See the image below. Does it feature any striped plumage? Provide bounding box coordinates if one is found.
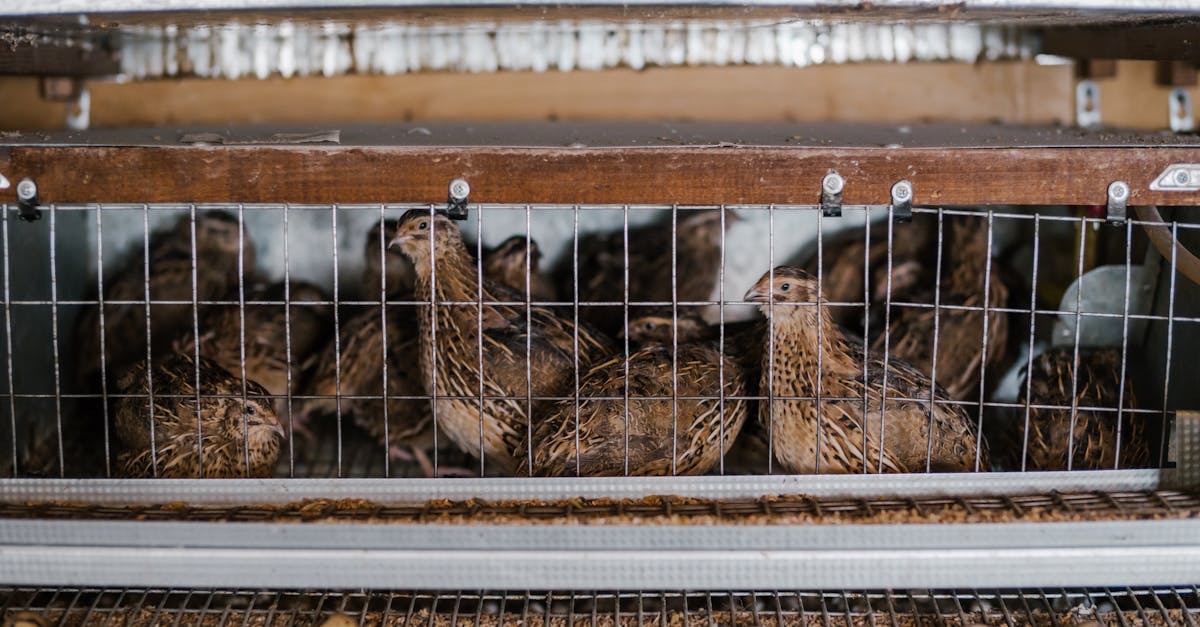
[523,315,748,477]
[361,218,415,300]
[1016,347,1150,470]
[390,210,614,474]
[746,266,988,474]
[114,353,283,478]
[484,235,558,302]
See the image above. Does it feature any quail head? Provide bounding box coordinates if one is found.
[113,353,284,478]
[361,218,416,300]
[745,266,988,474]
[484,234,558,302]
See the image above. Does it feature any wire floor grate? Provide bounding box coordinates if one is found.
[2,587,1199,626]
[1,490,1196,525]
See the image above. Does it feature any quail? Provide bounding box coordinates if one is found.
[75,211,256,388]
[523,314,748,477]
[113,353,283,478]
[872,217,1010,401]
[562,208,738,336]
[176,280,331,420]
[744,266,988,474]
[389,210,614,474]
[484,234,558,302]
[1015,347,1150,470]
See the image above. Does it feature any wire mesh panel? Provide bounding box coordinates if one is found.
[2,587,1199,626]
[0,202,1192,483]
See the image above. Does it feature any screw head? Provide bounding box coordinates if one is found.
[822,172,844,195]
[15,178,36,202]
[1108,181,1129,201]
[891,180,912,202]
[1175,169,1191,186]
[448,178,470,202]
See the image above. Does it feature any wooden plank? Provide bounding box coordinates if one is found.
[0,39,119,77]
[4,144,1200,206]
[1043,23,1200,63]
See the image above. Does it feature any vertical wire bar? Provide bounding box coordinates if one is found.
[524,204,533,475]
[187,206,203,475]
[378,205,390,477]
[1066,218,1088,471]
[93,205,112,477]
[1114,218,1133,468]
[670,205,678,475]
[236,204,250,476]
[974,211,996,472]
[622,204,631,476]
[815,206,826,474]
[1020,214,1042,472]
[716,206,726,474]
[427,203,439,475]
[141,204,157,477]
[878,204,896,473]
[572,205,581,476]
[331,204,343,476]
[925,209,945,472]
[282,203,295,477]
[476,206,486,476]
[766,204,775,474]
[47,204,64,475]
[860,208,871,474]
[1159,222,1179,467]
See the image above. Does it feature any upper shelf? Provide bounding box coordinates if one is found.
[3,121,1200,207]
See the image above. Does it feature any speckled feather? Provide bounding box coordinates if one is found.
[1016,347,1149,470]
[748,267,987,474]
[113,353,283,478]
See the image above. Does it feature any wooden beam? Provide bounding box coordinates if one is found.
[1043,23,1200,63]
[0,39,119,77]
[4,143,1200,206]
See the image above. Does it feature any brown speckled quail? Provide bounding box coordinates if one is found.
[563,208,738,336]
[484,235,557,302]
[114,353,284,478]
[872,217,1010,401]
[75,211,255,388]
[625,312,768,474]
[176,281,331,420]
[745,266,988,474]
[522,313,748,477]
[389,210,614,474]
[1016,347,1150,470]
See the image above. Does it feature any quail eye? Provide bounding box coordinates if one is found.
[643,322,656,331]
[245,404,256,416]
[418,220,429,230]
[780,282,791,292]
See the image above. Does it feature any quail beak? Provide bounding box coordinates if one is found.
[743,284,771,303]
[388,228,413,250]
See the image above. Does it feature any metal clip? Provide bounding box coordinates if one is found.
[446,178,470,220]
[15,178,41,222]
[1076,80,1102,128]
[890,180,913,223]
[820,171,844,218]
[1106,180,1128,225]
[1170,88,1195,133]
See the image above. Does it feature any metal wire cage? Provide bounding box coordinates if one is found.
[0,200,1190,482]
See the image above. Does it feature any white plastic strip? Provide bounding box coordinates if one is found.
[0,470,1170,506]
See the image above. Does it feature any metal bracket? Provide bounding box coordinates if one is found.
[1076,79,1102,128]
[15,178,41,222]
[65,85,90,131]
[820,171,844,217]
[446,178,470,221]
[1169,88,1194,133]
[1150,163,1200,191]
[1106,180,1128,225]
[889,180,913,222]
